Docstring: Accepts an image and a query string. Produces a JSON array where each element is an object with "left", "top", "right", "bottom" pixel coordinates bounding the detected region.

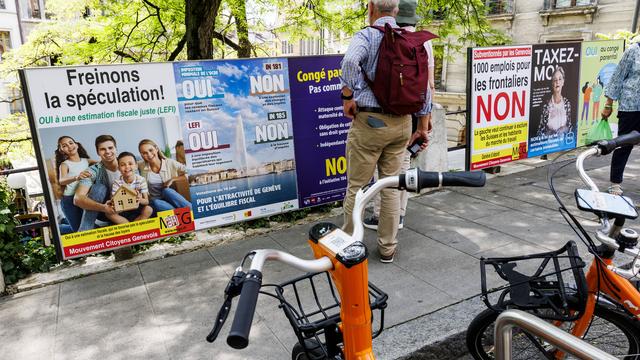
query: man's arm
[
  {"left": 339, "top": 31, "right": 369, "bottom": 119},
  {"left": 408, "top": 114, "right": 431, "bottom": 151},
  {"left": 73, "top": 183, "right": 114, "bottom": 214}
]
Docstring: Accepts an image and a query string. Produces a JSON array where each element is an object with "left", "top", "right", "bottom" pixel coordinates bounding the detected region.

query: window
[
  {"left": 20, "top": 0, "right": 48, "bottom": 19},
  {"left": 544, "top": 0, "right": 595, "bottom": 10},
  {"left": 0, "top": 1, "right": 6, "bottom": 10},
  {"left": 128, "top": 198, "right": 134, "bottom": 204},
  {"left": 281, "top": 40, "right": 293, "bottom": 55},
  {"left": 118, "top": 200, "right": 124, "bottom": 206},
  {"left": 121, "top": 190, "right": 127, "bottom": 195},
  {"left": 9, "top": 88, "right": 25, "bottom": 114},
  {"left": 486, "top": 0, "right": 513, "bottom": 15},
  {"left": 0, "top": 31, "right": 10, "bottom": 61}
]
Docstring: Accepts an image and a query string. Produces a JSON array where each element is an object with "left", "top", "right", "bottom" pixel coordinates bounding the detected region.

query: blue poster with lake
[
  {"left": 288, "top": 55, "right": 350, "bottom": 208},
  {"left": 173, "top": 59, "right": 299, "bottom": 229}
]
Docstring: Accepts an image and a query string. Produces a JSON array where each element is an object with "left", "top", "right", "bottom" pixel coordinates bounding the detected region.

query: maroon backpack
[{"left": 364, "top": 23, "right": 438, "bottom": 115}]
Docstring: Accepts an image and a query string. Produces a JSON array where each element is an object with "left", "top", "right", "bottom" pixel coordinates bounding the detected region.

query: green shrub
[{"left": 0, "top": 181, "right": 57, "bottom": 285}]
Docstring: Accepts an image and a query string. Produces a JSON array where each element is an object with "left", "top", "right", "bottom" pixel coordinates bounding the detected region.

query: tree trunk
[
  {"left": 231, "top": 0, "right": 251, "bottom": 58},
  {"left": 185, "top": 0, "right": 222, "bottom": 60}
]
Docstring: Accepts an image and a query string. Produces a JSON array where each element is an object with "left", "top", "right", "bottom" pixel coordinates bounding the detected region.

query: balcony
[{"left": 540, "top": 0, "right": 598, "bottom": 25}]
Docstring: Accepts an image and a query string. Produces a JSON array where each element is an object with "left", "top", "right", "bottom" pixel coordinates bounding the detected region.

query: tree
[{"left": 0, "top": 0, "right": 506, "bottom": 159}]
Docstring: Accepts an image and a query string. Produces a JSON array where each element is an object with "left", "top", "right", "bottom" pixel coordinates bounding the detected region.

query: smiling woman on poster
[
  {"left": 137, "top": 139, "right": 191, "bottom": 212},
  {"left": 537, "top": 65, "right": 573, "bottom": 136}
]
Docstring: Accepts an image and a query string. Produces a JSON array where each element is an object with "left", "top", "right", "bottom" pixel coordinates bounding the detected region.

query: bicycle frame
[
  {"left": 304, "top": 177, "right": 399, "bottom": 360},
  {"left": 556, "top": 141, "right": 640, "bottom": 357},
  {"left": 209, "top": 170, "right": 485, "bottom": 359},
  {"left": 571, "top": 258, "right": 640, "bottom": 337}
]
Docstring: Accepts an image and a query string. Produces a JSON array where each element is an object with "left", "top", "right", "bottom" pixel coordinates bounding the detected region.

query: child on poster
[
  {"left": 107, "top": 152, "right": 153, "bottom": 224},
  {"left": 55, "top": 136, "right": 97, "bottom": 232}
]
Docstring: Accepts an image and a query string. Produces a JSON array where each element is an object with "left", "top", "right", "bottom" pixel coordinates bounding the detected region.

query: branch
[
  {"left": 0, "top": 137, "right": 31, "bottom": 143},
  {"left": 0, "top": 96, "right": 23, "bottom": 104},
  {"left": 212, "top": 31, "right": 240, "bottom": 51},
  {"left": 168, "top": 34, "right": 186, "bottom": 61},
  {"left": 113, "top": 50, "right": 138, "bottom": 61},
  {"left": 142, "top": 0, "right": 167, "bottom": 35}
]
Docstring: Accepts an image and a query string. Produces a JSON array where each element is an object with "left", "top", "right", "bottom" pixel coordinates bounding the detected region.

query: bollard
[{"left": 416, "top": 103, "right": 449, "bottom": 173}]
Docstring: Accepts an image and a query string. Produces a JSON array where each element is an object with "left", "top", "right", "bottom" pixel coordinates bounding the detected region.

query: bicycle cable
[{"left": 547, "top": 148, "right": 619, "bottom": 340}]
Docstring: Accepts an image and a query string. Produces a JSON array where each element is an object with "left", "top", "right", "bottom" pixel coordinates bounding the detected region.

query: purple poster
[{"left": 289, "top": 55, "right": 350, "bottom": 208}]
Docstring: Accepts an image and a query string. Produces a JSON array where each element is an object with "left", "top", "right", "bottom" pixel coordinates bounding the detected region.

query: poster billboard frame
[{"left": 19, "top": 69, "right": 64, "bottom": 261}]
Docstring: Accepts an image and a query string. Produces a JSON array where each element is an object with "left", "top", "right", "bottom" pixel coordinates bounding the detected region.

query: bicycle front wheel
[{"left": 466, "top": 305, "right": 640, "bottom": 359}]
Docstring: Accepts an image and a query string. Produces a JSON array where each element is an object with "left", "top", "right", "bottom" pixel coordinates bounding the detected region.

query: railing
[
  {"left": 543, "top": 0, "right": 596, "bottom": 10},
  {"left": 494, "top": 310, "right": 617, "bottom": 360},
  {"left": 0, "top": 166, "right": 50, "bottom": 233}
]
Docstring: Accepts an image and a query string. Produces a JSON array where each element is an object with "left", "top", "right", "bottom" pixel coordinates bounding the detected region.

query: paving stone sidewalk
[{"left": 1, "top": 149, "right": 638, "bottom": 360}]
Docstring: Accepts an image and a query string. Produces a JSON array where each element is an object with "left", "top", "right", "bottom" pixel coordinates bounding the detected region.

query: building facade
[
  {"left": 0, "top": 0, "right": 48, "bottom": 117},
  {"left": 435, "top": 0, "right": 638, "bottom": 146}
]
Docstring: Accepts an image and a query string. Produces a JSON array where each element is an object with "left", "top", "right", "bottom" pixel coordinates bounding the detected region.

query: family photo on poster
[{"left": 22, "top": 63, "right": 194, "bottom": 259}]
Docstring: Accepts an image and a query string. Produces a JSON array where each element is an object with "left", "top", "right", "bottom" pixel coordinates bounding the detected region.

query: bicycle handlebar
[
  {"left": 213, "top": 169, "right": 485, "bottom": 350},
  {"left": 227, "top": 269, "right": 262, "bottom": 349},
  {"left": 401, "top": 169, "right": 486, "bottom": 192},
  {"left": 595, "top": 130, "right": 640, "bottom": 156}
]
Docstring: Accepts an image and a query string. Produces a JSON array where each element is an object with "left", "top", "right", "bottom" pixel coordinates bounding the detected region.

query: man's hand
[
  {"left": 103, "top": 200, "right": 117, "bottom": 215},
  {"left": 77, "top": 170, "right": 92, "bottom": 180},
  {"left": 407, "top": 115, "right": 432, "bottom": 152},
  {"left": 407, "top": 130, "right": 430, "bottom": 152},
  {"left": 343, "top": 99, "right": 357, "bottom": 119}
]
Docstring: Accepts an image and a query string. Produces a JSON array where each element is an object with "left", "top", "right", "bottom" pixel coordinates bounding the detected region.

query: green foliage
[
  {"left": 597, "top": 30, "right": 640, "bottom": 45},
  {"left": 0, "top": 181, "right": 57, "bottom": 285},
  {"left": 418, "top": 0, "right": 510, "bottom": 54}
]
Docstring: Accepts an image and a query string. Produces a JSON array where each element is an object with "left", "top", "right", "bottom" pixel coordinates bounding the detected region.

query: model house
[{"left": 112, "top": 186, "right": 138, "bottom": 212}]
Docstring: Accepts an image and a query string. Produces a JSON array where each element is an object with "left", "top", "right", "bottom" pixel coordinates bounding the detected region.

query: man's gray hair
[{"left": 371, "top": 0, "right": 399, "bottom": 13}]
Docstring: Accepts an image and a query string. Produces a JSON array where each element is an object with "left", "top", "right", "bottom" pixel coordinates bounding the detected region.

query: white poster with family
[{"left": 22, "top": 63, "right": 195, "bottom": 259}]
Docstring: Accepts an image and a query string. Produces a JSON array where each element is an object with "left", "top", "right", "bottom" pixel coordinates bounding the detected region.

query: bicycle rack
[{"left": 493, "top": 310, "right": 617, "bottom": 360}]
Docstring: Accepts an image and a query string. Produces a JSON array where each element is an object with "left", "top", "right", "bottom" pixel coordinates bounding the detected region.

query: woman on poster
[
  {"left": 537, "top": 66, "right": 573, "bottom": 137},
  {"left": 55, "top": 136, "right": 96, "bottom": 232},
  {"left": 137, "top": 139, "right": 191, "bottom": 212}
]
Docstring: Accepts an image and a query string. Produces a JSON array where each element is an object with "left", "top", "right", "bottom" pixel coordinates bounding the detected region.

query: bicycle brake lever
[{"left": 206, "top": 268, "right": 246, "bottom": 343}]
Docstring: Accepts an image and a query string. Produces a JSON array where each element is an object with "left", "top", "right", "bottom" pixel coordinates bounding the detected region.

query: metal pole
[
  {"left": 633, "top": 0, "right": 640, "bottom": 33},
  {"left": 494, "top": 310, "right": 617, "bottom": 360}
]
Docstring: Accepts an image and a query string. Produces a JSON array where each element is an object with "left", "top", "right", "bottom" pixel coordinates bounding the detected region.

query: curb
[
  {"left": 7, "top": 207, "right": 343, "bottom": 295},
  {"left": 374, "top": 296, "right": 486, "bottom": 360}
]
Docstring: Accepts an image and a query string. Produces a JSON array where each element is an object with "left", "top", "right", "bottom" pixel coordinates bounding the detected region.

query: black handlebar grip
[
  {"left": 416, "top": 170, "right": 440, "bottom": 191},
  {"left": 597, "top": 130, "right": 640, "bottom": 155},
  {"left": 226, "top": 270, "right": 262, "bottom": 349},
  {"left": 440, "top": 171, "right": 486, "bottom": 187}
]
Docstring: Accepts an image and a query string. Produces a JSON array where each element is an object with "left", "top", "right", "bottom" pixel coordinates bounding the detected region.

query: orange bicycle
[
  {"left": 206, "top": 169, "right": 485, "bottom": 359},
  {"left": 466, "top": 131, "right": 640, "bottom": 359}
]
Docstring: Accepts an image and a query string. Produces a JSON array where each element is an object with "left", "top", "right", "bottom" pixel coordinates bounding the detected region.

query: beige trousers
[
  {"left": 342, "top": 111, "right": 411, "bottom": 257},
  {"left": 373, "top": 151, "right": 412, "bottom": 218}
]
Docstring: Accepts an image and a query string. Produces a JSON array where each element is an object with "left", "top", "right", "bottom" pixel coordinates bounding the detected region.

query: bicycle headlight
[{"left": 336, "top": 242, "right": 368, "bottom": 268}]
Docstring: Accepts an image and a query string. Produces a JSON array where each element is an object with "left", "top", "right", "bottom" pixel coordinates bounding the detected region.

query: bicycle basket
[
  {"left": 274, "top": 271, "right": 388, "bottom": 359},
  {"left": 480, "top": 241, "right": 587, "bottom": 321}
]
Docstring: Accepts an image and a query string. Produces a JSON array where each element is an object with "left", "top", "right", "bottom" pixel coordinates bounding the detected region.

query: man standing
[
  {"left": 364, "top": 0, "right": 435, "bottom": 232},
  {"left": 74, "top": 135, "right": 120, "bottom": 231},
  {"left": 340, "top": 0, "right": 430, "bottom": 263}
]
